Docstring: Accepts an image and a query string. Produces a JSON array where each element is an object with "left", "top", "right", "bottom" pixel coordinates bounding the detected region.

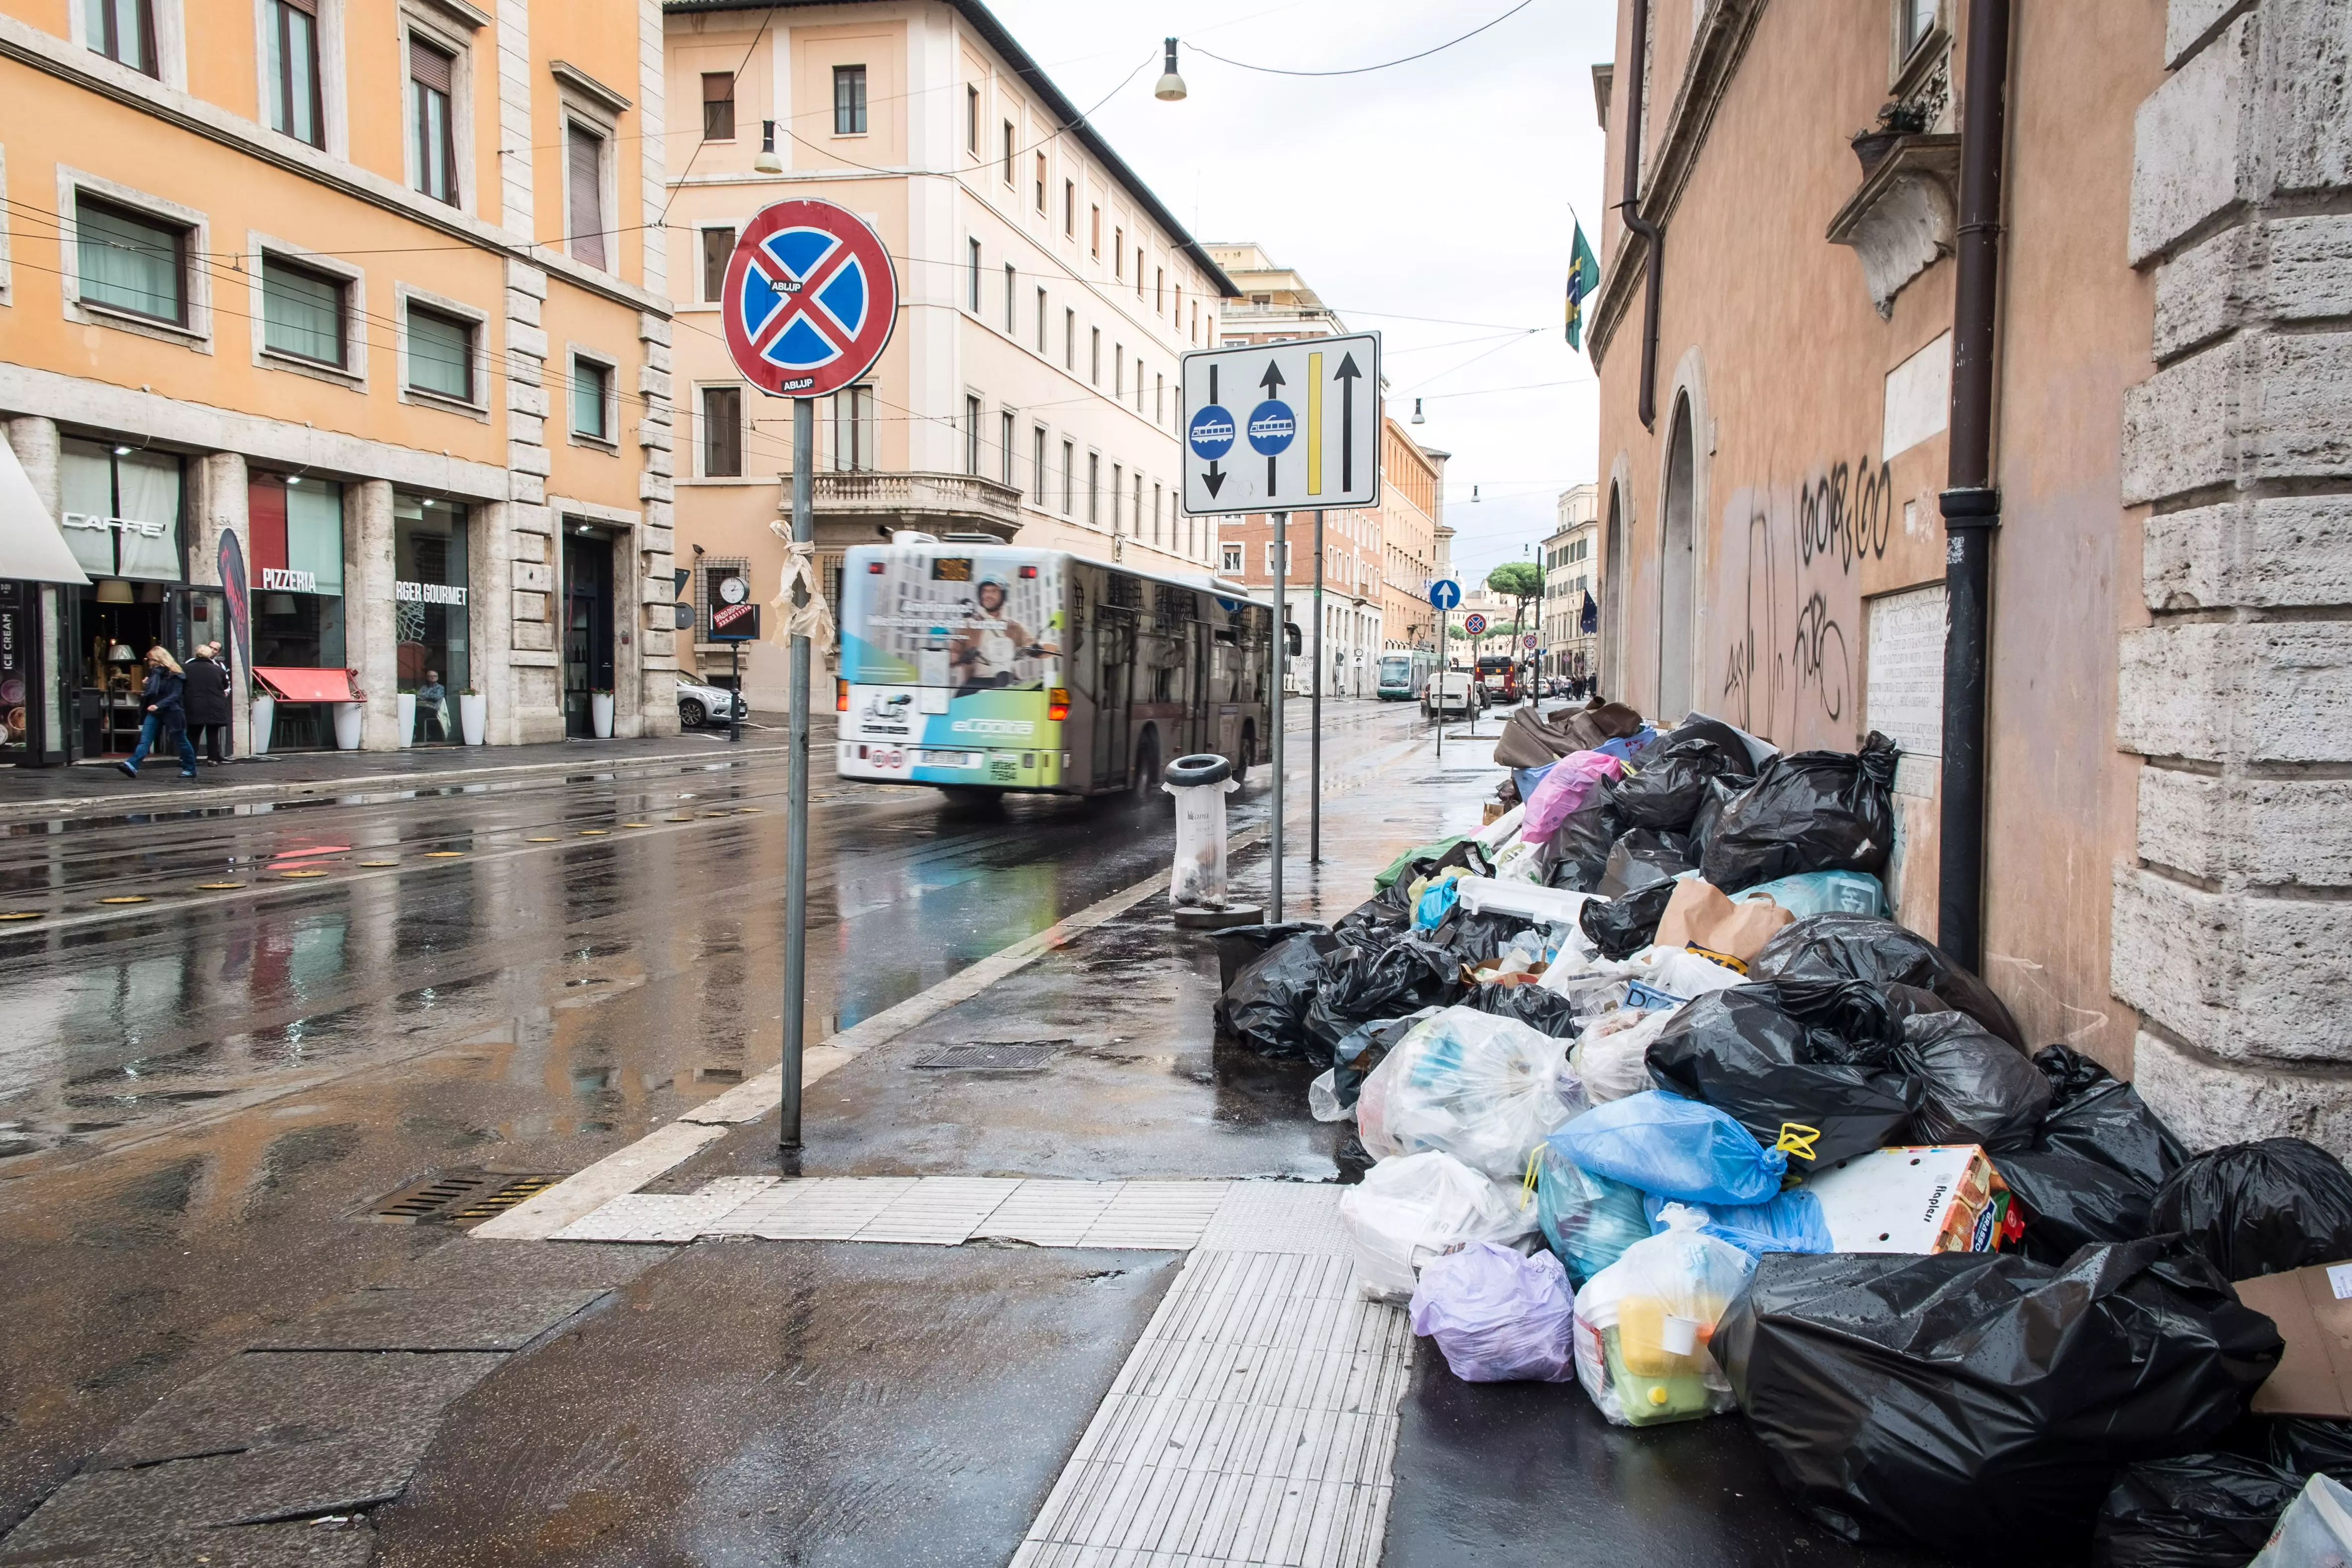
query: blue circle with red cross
[{"left": 722, "top": 199, "right": 898, "bottom": 399}]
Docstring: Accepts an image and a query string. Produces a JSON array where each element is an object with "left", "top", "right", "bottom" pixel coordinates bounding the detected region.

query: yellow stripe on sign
[{"left": 1306, "top": 351, "right": 1324, "bottom": 496}]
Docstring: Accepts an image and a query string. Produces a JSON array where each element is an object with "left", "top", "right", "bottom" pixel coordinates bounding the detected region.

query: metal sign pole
[
  {"left": 729, "top": 639, "right": 742, "bottom": 743},
  {"left": 1436, "top": 608, "right": 1446, "bottom": 762},
  {"left": 780, "top": 396, "right": 813, "bottom": 1152},
  {"left": 1310, "top": 509, "right": 1324, "bottom": 866},
  {"left": 1269, "top": 509, "right": 1286, "bottom": 923}
]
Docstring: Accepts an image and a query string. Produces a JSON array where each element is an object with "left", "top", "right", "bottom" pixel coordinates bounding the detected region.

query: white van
[{"left": 1423, "top": 669, "right": 1480, "bottom": 719}]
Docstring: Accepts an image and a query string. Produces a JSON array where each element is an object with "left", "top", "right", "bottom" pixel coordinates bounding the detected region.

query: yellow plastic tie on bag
[
  {"left": 1521, "top": 1147, "right": 1542, "bottom": 1210},
  {"left": 1687, "top": 944, "right": 1749, "bottom": 974},
  {"left": 1774, "top": 1122, "right": 1823, "bottom": 1161}
]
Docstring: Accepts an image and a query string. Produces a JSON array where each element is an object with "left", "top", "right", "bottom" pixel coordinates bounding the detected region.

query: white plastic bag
[
  {"left": 1569, "top": 1007, "right": 1674, "bottom": 1103},
  {"left": 1356, "top": 1006, "right": 1585, "bottom": 1181},
  {"left": 2250, "top": 1472, "right": 2352, "bottom": 1568},
  {"left": 1339, "top": 1150, "right": 1537, "bottom": 1304},
  {"left": 1569, "top": 1204, "right": 1754, "bottom": 1426},
  {"left": 1307, "top": 1068, "right": 1348, "bottom": 1123},
  {"left": 1409, "top": 1240, "right": 1575, "bottom": 1382},
  {"left": 1622, "top": 944, "right": 1750, "bottom": 997}
]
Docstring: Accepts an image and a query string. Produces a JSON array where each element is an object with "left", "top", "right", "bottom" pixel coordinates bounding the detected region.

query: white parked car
[
  {"left": 676, "top": 675, "right": 747, "bottom": 729},
  {"left": 1423, "top": 670, "right": 1480, "bottom": 720}
]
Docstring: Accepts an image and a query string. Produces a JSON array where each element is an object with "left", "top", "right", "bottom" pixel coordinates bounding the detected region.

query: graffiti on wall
[{"left": 1718, "top": 455, "right": 1890, "bottom": 745}]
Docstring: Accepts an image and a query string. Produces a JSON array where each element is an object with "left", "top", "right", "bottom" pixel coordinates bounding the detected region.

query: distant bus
[
  {"left": 1475, "top": 656, "right": 1519, "bottom": 702},
  {"left": 835, "top": 539, "right": 1273, "bottom": 803},
  {"left": 1377, "top": 649, "right": 1434, "bottom": 701}
]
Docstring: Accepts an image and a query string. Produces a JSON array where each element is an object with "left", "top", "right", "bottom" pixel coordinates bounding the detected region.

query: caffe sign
[{"left": 61, "top": 511, "right": 168, "bottom": 538}]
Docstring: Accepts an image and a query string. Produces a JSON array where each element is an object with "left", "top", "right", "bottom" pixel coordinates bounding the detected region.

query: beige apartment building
[
  {"left": 661, "top": 0, "right": 1231, "bottom": 709},
  {"left": 0, "top": 0, "right": 677, "bottom": 758},
  {"left": 1591, "top": 0, "right": 2352, "bottom": 1152},
  {"left": 1542, "top": 482, "right": 1598, "bottom": 680},
  {"left": 1383, "top": 424, "right": 1443, "bottom": 653}
]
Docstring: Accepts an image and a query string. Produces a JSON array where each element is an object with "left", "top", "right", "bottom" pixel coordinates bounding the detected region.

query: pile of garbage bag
[{"left": 1206, "top": 695, "right": 2352, "bottom": 1560}]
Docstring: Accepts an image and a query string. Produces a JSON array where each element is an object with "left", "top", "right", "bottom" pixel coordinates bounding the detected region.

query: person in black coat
[
  {"left": 182, "top": 642, "right": 232, "bottom": 764},
  {"left": 118, "top": 647, "right": 197, "bottom": 780}
]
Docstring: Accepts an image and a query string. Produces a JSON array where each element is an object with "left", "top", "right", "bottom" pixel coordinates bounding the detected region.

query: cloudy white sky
[{"left": 987, "top": 0, "right": 1619, "bottom": 586}]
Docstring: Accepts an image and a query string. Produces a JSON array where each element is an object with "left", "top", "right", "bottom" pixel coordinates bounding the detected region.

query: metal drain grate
[
  {"left": 911, "top": 1041, "right": 1065, "bottom": 1071},
  {"left": 369, "top": 1169, "right": 563, "bottom": 1226}
]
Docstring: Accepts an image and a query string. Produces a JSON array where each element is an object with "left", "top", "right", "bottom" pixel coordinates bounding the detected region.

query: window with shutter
[
  {"left": 702, "top": 386, "right": 743, "bottom": 477},
  {"left": 701, "top": 226, "right": 735, "bottom": 302},
  {"left": 568, "top": 123, "right": 606, "bottom": 269},
  {"left": 409, "top": 37, "right": 457, "bottom": 203},
  {"left": 701, "top": 72, "right": 735, "bottom": 140}
]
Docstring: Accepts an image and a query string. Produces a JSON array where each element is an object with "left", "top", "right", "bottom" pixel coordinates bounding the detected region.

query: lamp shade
[
  {"left": 95, "top": 578, "right": 134, "bottom": 604},
  {"left": 107, "top": 642, "right": 136, "bottom": 661}
]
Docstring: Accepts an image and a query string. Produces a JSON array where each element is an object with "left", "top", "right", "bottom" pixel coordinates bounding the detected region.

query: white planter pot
[
  {"left": 591, "top": 692, "right": 615, "bottom": 739},
  {"left": 333, "top": 701, "right": 364, "bottom": 750},
  {"left": 459, "top": 693, "right": 486, "bottom": 746},
  {"left": 250, "top": 695, "right": 274, "bottom": 756},
  {"left": 397, "top": 693, "right": 416, "bottom": 748}
]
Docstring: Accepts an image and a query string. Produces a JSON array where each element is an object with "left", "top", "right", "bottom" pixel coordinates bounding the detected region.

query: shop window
[
  {"left": 407, "top": 302, "right": 474, "bottom": 401},
  {"left": 571, "top": 355, "right": 613, "bottom": 442},
  {"left": 701, "top": 385, "right": 742, "bottom": 477},
  {"left": 60, "top": 439, "right": 182, "bottom": 582},
  {"left": 701, "top": 71, "right": 735, "bottom": 140},
  {"left": 409, "top": 35, "right": 458, "bottom": 204},
  {"left": 567, "top": 121, "right": 608, "bottom": 269},
  {"left": 86, "top": 0, "right": 158, "bottom": 75},
  {"left": 264, "top": 0, "right": 323, "bottom": 147},
  {"left": 835, "top": 65, "right": 866, "bottom": 135},
  {"left": 261, "top": 255, "right": 344, "bottom": 366},
  {"left": 247, "top": 473, "right": 346, "bottom": 668},
  {"left": 76, "top": 194, "right": 185, "bottom": 325},
  {"left": 394, "top": 494, "right": 469, "bottom": 742}
]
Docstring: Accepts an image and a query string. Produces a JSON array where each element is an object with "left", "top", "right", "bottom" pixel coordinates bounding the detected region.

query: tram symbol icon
[{"left": 1188, "top": 406, "right": 1235, "bottom": 460}]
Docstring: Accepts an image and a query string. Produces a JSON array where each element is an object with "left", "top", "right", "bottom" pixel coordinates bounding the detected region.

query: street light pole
[{"left": 779, "top": 395, "right": 813, "bottom": 1152}]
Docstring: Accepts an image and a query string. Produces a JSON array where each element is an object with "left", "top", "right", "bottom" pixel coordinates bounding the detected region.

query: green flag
[{"left": 1564, "top": 222, "right": 1599, "bottom": 351}]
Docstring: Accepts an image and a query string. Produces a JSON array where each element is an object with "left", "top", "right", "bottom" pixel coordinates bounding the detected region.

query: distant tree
[{"left": 1486, "top": 562, "right": 1544, "bottom": 659}]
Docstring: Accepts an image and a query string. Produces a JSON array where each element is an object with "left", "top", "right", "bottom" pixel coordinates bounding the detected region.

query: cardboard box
[
  {"left": 2234, "top": 1262, "right": 2352, "bottom": 1418},
  {"left": 1801, "top": 1145, "right": 2010, "bottom": 1254}
]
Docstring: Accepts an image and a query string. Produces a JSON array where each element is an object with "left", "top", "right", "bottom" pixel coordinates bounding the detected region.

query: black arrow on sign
[
  {"left": 1335, "top": 352, "right": 1363, "bottom": 494},
  {"left": 1261, "top": 360, "right": 1286, "bottom": 495},
  {"left": 1201, "top": 363, "right": 1226, "bottom": 497}
]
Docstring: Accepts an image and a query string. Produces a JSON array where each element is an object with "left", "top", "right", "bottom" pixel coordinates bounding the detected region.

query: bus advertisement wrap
[{"left": 841, "top": 683, "right": 1061, "bottom": 787}]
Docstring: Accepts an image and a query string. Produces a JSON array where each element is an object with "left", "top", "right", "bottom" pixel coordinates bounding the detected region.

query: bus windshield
[{"left": 840, "top": 549, "right": 1064, "bottom": 690}]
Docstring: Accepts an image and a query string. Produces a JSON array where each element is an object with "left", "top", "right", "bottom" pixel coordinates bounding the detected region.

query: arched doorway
[
  {"left": 1658, "top": 395, "right": 1696, "bottom": 722},
  {"left": 1602, "top": 483, "right": 1626, "bottom": 697}
]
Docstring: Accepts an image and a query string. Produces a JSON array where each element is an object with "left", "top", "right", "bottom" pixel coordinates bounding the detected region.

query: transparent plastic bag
[
  {"left": 1409, "top": 1240, "right": 1576, "bottom": 1383},
  {"left": 2248, "top": 1472, "right": 2352, "bottom": 1568},
  {"left": 1338, "top": 1149, "right": 1538, "bottom": 1304},
  {"left": 1535, "top": 1141, "right": 1652, "bottom": 1287},
  {"left": 1569, "top": 1007, "right": 1672, "bottom": 1103},
  {"left": 1571, "top": 1204, "right": 1753, "bottom": 1427},
  {"left": 1357, "top": 1006, "right": 1586, "bottom": 1181},
  {"left": 1550, "top": 1090, "right": 1788, "bottom": 1206}
]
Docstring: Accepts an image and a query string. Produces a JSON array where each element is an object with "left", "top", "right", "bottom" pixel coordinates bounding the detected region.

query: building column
[
  {"left": 185, "top": 452, "right": 250, "bottom": 757},
  {"left": 4, "top": 416, "right": 61, "bottom": 517},
  {"left": 2115, "top": 0, "right": 2352, "bottom": 1155},
  {"left": 503, "top": 257, "right": 562, "bottom": 744},
  {"left": 634, "top": 309, "right": 678, "bottom": 737},
  {"left": 348, "top": 479, "right": 400, "bottom": 749},
  {"left": 472, "top": 499, "right": 517, "bottom": 746}
]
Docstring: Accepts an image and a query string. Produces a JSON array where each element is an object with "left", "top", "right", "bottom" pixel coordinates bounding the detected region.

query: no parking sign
[{"left": 722, "top": 199, "right": 898, "bottom": 397}]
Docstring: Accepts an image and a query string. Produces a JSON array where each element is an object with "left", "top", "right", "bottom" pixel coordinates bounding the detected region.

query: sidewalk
[{"left": 0, "top": 717, "right": 806, "bottom": 824}]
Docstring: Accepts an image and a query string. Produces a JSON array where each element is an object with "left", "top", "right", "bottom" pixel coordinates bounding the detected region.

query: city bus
[
  {"left": 835, "top": 537, "right": 1274, "bottom": 803},
  {"left": 1476, "top": 656, "right": 1520, "bottom": 703},
  {"left": 1377, "top": 648, "right": 1434, "bottom": 702}
]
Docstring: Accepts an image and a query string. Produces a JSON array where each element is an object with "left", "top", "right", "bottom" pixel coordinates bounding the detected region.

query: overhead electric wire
[{"left": 1185, "top": 0, "right": 1534, "bottom": 77}]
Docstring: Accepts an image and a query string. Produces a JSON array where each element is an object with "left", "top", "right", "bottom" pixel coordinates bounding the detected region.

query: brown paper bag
[{"left": 1652, "top": 877, "right": 1795, "bottom": 964}]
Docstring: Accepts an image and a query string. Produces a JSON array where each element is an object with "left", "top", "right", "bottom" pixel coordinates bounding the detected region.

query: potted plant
[
  {"left": 1850, "top": 100, "right": 1929, "bottom": 172},
  {"left": 459, "top": 685, "right": 486, "bottom": 745},
  {"left": 590, "top": 686, "right": 616, "bottom": 739},
  {"left": 251, "top": 683, "right": 275, "bottom": 756},
  {"left": 333, "top": 675, "right": 366, "bottom": 750},
  {"left": 397, "top": 686, "right": 417, "bottom": 749}
]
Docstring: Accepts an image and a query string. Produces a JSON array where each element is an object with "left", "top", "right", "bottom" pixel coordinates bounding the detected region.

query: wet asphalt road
[{"left": 0, "top": 702, "right": 1422, "bottom": 1540}]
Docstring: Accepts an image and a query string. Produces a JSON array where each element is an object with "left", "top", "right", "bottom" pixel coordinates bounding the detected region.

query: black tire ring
[{"left": 1164, "top": 753, "right": 1232, "bottom": 788}]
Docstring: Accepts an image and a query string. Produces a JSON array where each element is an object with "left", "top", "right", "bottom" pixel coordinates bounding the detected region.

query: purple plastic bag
[
  {"left": 1408, "top": 1241, "right": 1576, "bottom": 1383},
  {"left": 1522, "top": 750, "right": 1628, "bottom": 841}
]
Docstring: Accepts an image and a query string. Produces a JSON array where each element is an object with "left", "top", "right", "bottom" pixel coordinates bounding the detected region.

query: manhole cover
[
  {"left": 368, "top": 1168, "right": 562, "bottom": 1226},
  {"left": 911, "top": 1041, "right": 1066, "bottom": 1071}
]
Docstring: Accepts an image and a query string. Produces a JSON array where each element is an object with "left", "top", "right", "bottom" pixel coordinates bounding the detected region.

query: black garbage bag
[
  {"left": 1900, "top": 1011, "right": 2053, "bottom": 1152},
  {"left": 1464, "top": 982, "right": 1582, "bottom": 1038},
  {"left": 1699, "top": 731, "right": 1898, "bottom": 893},
  {"left": 1330, "top": 1007, "right": 1436, "bottom": 1110},
  {"left": 1646, "top": 984, "right": 1922, "bottom": 1166},
  {"left": 2266, "top": 1417, "right": 2352, "bottom": 1483},
  {"left": 1997, "top": 1046, "right": 2187, "bottom": 1263},
  {"left": 1752, "top": 912, "right": 2027, "bottom": 1051},
  {"left": 1303, "top": 939, "right": 1459, "bottom": 1053},
  {"left": 1682, "top": 772, "right": 1749, "bottom": 868},
  {"left": 1423, "top": 906, "right": 1532, "bottom": 972},
  {"left": 1208, "top": 921, "right": 1330, "bottom": 992},
  {"left": 1331, "top": 897, "right": 1411, "bottom": 954},
  {"left": 1774, "top": 974, "right": 1904, "bottom": 1061},
  {"left": 1542, "top": 788, "right": 1622, "bottom": 894},
  {"left": 1596, "top": 828, "right": 1694, "bottom": 899},
  {"left": 1715, "top": 1239, "right": 2286, "bottom": 1556},
  {"left": 2092, "top": 1455, "right": 2305, "bottom": 1568},
  {"left": 1659, "top": 711, "right": 1764, "bottom": 765},
  {"left": 1215, "top": 930, "right": 1339, "bottom": 1057},
  {"left": 2151, "top": 1139, "right": 2352, "bottom": 1281},
  {"left": 1578, "top": 878, "right": 1678, "bottom": 961},
  {"left": 1377, "top": 837, "right": 1492, "bottom": 910},
  {"left": 1612, "top": 737, "right": 1739, "bottom": 832}
]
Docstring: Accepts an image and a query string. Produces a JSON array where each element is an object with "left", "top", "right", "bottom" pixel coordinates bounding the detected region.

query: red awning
[{"left": 252, "top": 666, "right": 358, "bottom": 703}]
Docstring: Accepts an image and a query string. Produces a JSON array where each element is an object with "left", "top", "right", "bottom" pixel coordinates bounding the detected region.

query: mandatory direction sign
[
  {"left": 1427, "top": 578, "right": 1461, "bottom": 610},
  {"left": 723, "top": 199, "right": 898, "bottom": 398},
  {"left": 1463, "top": 612, "right": 1489, "bottom": 636},
  {"left": 1180, "top": 332, "right": 1381, "bottom": 515}
]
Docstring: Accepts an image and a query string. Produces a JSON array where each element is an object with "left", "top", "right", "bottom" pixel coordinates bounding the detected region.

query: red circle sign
[{"left": 721, "top": 199, "right": 898, "bottom": 399}]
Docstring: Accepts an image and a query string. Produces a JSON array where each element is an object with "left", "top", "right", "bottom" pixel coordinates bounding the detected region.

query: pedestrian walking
[
  {"left": 117, "top": 646, "right": 198, "bottom": 780},
  {"left": 182, "top": 641, "right": 232, "bottom": 764}
]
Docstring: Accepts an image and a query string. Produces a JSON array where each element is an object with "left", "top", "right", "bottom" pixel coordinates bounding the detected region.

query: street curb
[{"left": 473, "top": 829, "right": 1265, "bottom": 1241}]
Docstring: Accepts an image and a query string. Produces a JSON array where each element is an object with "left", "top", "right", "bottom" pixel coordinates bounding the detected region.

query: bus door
[{"left": 1092, "top": 606, "right": 1134, "bottom": 787}]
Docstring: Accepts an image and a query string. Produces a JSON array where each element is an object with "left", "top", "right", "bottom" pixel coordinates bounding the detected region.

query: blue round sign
[
  {"left": 1188, "top": 405, "right": 1235, "bottom": 460},
  {"left": 1428, "top": 578, "right": 1462, "bottom": 610},
  {"left": 1247, "top": 400, "right": 1296, "bottom": 455}
]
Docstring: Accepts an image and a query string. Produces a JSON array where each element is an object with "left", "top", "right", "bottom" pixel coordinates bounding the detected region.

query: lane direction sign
[
  {"left": 722, "top": 199, "right": 897, "bottom": 398},
  {"left": 1463, "top": 612, "right": 1489, "bottom": 636},
  {"left": 1428, "top": 578, "right": 1461, "bottom": 610},
  {"left": 1181, "top": 332, "right": 1381, "bottom": 515}
]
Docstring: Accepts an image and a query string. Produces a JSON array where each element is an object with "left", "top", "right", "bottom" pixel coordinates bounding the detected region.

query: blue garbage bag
[
  {"left": 1512, "top": 761, "right": 1557, "bottom": 806},
  {"left": 1534, "top": 1142, "right": 1652, "bottom": 1288},
  {"left": 1413, "top": 876, "right": 1461, "bottom": 931},
  {"left": 1734, "top": 869, "right": 1888, "bottom": 919},
  {"left": 1641, "top": 1188, "right": 1831, "bottom": 1260},
  {"left": 1551, "top": 1090, "right": 1788, "bottom": 1207},
  {"left": 1596, "top": 725, "right": 1658, "bottom": 762}
]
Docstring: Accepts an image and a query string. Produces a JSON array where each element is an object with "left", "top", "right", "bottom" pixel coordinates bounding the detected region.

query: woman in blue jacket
[{"left": 118, "top": 646, "right": 198, "bottom": 780}]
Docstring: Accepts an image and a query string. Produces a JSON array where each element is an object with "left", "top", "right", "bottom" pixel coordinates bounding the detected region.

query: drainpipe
[
  {"left": 1936, "top": 0, "right": 2012, "bottom": 971},
  {"left": 1618, "top": 0, "right": 1663, "bottom": 431}
]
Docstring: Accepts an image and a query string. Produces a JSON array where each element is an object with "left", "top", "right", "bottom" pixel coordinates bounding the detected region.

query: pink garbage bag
[
  {"left": 1408, "top": 1240, "right": 1577, "bottom": 1383},
  {"left": 1521, "top": 750, "right": 1627, "bottom": 841}
]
